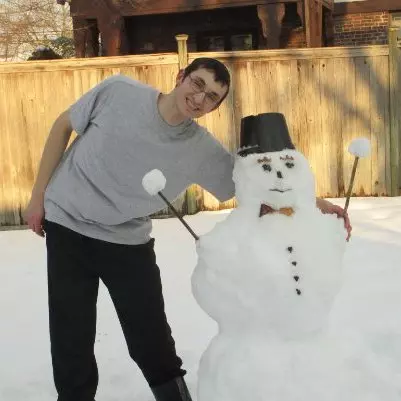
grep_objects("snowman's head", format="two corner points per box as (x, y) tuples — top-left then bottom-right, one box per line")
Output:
(233, 149), (316, 210)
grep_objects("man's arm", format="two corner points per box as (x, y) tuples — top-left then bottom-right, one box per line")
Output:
(23, 110), (74, 237)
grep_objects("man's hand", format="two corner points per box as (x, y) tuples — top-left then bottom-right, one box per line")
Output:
(316, 198), (352, 241)
(23, 194), (45, 237)
(22, 110), (73, 238)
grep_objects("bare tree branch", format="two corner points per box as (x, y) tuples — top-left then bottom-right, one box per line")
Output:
(0, 0), (73, 61)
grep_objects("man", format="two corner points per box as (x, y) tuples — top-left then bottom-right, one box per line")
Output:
(24, 57), (351, 401)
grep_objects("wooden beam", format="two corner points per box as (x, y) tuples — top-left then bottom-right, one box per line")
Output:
(70, 0), (298, 18)
(68, 0), (401, 19)
(0, 45), (389, 75)
(0, 54), (180, 74)
(187, 45), (389, 62)
(334, 0), (401, 16)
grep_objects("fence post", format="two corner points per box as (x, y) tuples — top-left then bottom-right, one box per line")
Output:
(388, 26), (401, 196)
(175, 34), (189, 70)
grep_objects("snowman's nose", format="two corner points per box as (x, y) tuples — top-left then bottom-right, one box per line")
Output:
(277, 171), (283, 179)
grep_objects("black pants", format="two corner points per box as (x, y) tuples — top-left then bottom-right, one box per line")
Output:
(44, 220), (185, 401)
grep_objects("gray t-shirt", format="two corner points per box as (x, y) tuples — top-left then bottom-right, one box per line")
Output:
(44, 75), (235, 244)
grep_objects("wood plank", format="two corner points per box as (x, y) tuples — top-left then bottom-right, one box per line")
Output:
(319, 58), (339, 197)
(369, 56), (380, 196)
(388, 27), (401, 195)
(370, 56), (389, 196)
(381, 55), (392, 196)
(267, 61), (280, 113)
(295, 59), (312, 161)
(275, 60), (293, 130)
(329, 57), (344, 197)
(231, 62), (251, 145)
(0, 76), (9, 225)
(353, 56), (372, 196)
(288, 59), (301, 147)
(254, 60), (272, 114)
(304, 58), (323, 196)
(332, 58), (347, 197)
(1, 75), (21, 225)
(17, 73), (39, 214)
(341, 58), (358, 198)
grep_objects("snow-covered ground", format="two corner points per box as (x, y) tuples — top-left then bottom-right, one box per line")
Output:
(1, 197), (400, 401)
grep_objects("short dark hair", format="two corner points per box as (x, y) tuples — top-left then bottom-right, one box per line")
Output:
(183, 57), (231, 106)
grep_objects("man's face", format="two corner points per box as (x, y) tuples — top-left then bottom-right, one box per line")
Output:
(175, 68), (228, 119)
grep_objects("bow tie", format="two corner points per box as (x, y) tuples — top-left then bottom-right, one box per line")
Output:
(259, 204), (294, 217)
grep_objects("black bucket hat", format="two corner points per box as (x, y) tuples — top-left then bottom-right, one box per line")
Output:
(238, 113), (295, 157)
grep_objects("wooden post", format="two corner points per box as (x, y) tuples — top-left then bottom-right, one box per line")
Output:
(175, 34), (189, 70)
(388, 26), (401, 196)
(323, 8), (334, 46)
(257, 4), (285, 49)
(305, 0), (312, 47)
(72, 17), (89, 58)
(98, 14), (127, 57)
(304, 0), (323, 47)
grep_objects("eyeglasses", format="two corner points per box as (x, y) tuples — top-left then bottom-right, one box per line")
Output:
(187, 74), (221, 106)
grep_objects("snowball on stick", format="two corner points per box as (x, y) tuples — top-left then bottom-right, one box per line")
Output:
(142, 169), (167, 195)
(344, 138), (371, 212)
(142, 169), (199, 241)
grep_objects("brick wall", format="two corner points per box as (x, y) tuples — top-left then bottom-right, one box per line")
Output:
(281, 25), (307, 48)
(333, 12), (389, 46)
(280, 10), (390, 48)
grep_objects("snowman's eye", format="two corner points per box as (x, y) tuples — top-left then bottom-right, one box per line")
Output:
(285, 162), (295, 169)
(262, 163), (272, 172)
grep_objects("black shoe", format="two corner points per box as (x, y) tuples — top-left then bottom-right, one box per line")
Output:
(151, 376), (192, 401)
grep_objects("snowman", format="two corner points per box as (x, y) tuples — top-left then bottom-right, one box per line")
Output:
(190, 113), (401, 401)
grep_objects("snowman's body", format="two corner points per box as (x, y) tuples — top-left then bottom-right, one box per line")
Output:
(191, 149), (400, 401)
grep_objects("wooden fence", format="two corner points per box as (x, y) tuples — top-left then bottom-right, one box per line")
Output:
(0, 33), (400, 226)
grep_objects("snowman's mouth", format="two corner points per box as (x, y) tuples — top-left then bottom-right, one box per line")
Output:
(270, 189), (291, 193)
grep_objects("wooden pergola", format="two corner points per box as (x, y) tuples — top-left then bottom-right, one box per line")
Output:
(58, 0), (334, 57)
